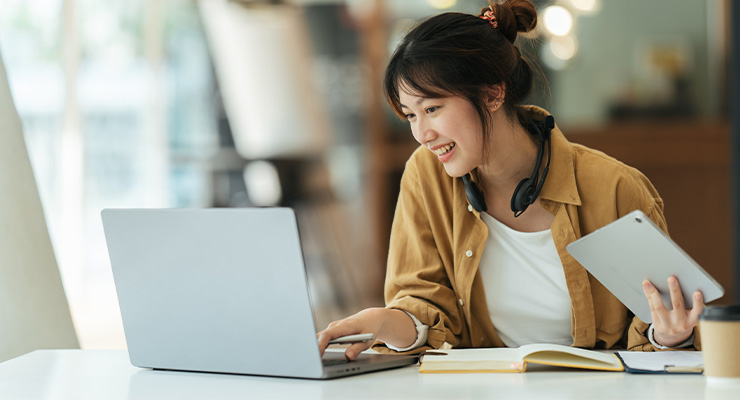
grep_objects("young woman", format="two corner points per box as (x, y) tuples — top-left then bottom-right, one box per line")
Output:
(317, 0), (704, 360)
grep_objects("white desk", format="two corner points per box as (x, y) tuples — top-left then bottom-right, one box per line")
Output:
(1, 350), (738, 400)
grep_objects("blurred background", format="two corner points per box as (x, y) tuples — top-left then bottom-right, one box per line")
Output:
(0, 0), (733, 349)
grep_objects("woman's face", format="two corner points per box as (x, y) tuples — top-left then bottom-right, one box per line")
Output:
(399, 87), (484, 178)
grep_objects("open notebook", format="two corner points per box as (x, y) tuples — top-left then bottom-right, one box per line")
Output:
(420, 344), (624, 373)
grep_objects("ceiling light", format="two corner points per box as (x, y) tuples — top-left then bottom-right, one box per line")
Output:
(427, 0), (457, 10)
(550, 35), (578, 60)
(542, 6), (573, 36)
(569, 0), (601, 14)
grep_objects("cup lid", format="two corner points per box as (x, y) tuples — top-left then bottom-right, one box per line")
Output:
(700, 305), (740, 321)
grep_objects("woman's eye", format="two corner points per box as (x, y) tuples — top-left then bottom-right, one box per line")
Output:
(425, 106), (438, 114)
(405, 113), (416, 120)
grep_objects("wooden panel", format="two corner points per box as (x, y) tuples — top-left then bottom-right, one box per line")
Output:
(362, 0), (392, 299)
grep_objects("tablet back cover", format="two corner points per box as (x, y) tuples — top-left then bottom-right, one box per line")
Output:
(566, 210), (724, 323)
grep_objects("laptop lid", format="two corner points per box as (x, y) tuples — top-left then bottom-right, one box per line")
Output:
(102, 208), (417, 379)
(103, 208), (334, 379)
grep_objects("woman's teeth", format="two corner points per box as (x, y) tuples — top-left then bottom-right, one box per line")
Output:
(434, 143), (455, 156)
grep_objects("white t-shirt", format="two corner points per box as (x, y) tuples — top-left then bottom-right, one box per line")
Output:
(478, 212), (572, 347)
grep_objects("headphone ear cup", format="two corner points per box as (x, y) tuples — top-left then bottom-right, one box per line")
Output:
(511, 177), (535, 213)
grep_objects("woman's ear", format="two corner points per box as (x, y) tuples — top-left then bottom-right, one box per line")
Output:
(485, 83), (506, 112)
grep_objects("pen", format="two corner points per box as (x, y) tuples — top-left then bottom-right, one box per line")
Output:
(328, 333), (374, 345)
(664, 364), (703, 374)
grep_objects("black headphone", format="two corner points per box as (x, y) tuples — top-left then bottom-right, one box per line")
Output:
(462, 115), (555, 217)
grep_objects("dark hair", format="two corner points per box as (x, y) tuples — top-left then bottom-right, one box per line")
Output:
(384, 0), (540, 154)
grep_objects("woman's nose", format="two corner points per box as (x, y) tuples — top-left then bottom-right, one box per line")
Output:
(413, 119), (436, 144)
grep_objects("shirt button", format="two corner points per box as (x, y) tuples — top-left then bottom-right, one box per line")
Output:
(467, 204), (473, 212)
(465, 250), (473, 257)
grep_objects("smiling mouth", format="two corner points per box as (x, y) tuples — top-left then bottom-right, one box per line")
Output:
(434, 143), (456, 156)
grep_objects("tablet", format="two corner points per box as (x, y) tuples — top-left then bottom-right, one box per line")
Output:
(566, 210), (724, 323)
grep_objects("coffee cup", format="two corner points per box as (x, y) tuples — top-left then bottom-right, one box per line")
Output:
(700, 305), (740, 381)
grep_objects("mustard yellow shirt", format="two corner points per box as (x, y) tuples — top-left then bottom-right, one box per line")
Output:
(376, 106), (689, 353)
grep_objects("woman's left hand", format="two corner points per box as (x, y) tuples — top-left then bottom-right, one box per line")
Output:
(642, 276), (704, 348)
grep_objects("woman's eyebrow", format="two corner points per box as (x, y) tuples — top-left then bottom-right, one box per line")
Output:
(399, 97), (431, 109)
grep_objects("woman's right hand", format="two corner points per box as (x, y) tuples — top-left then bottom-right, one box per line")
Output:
(316, 307), (418, 360)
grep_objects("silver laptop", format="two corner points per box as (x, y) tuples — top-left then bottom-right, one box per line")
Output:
(101, 208), (417, 379)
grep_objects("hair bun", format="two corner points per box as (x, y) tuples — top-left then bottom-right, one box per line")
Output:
(484, 0), (537, 43)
